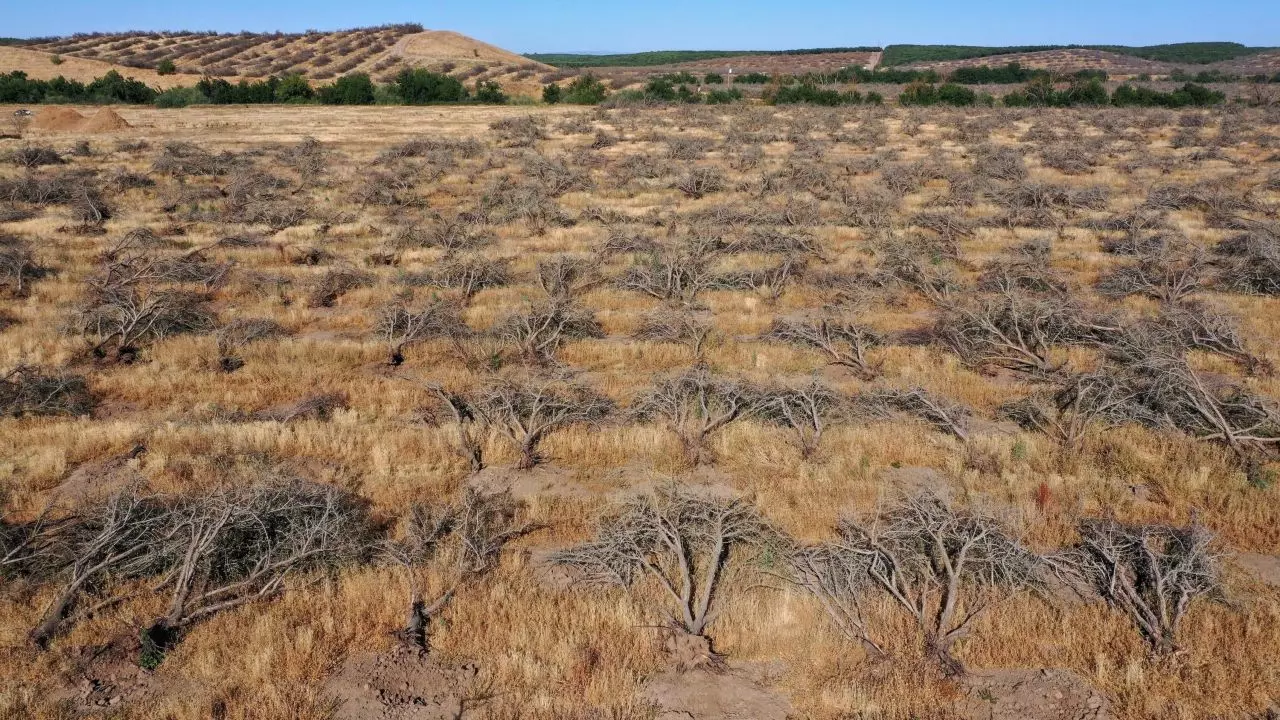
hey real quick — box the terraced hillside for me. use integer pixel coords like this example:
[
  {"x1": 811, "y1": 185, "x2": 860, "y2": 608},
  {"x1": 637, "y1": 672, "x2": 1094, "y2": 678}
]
[
  {"x1": 900, "y1": 49, "x2": 1178, "y2": 77},
  {"x1": 17, "y1": 26, "x2": 551, "y2": 95}
]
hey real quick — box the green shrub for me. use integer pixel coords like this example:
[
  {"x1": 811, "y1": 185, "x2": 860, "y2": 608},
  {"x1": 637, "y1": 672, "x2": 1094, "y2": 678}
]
[
  {"x1": 318, "y1": 73, "x2": 376, "y2": 105},
  {"x1": 157, "y1": 59, "x2": 177, "y2": 76},
  {"x1": 704, "y1": 73, "x2": 724, "y2": 85},
  {"x1": 564, "y1": 74, "x2": 608, "y2": 105},
  {"x1": 705, "y1": 88, "x2": 742, "y2": 104},
  {"x1": 275, "y1": 74, "x2": 314, "y2": 103},
  {"x1": 936, "y1": 83, "x2": 977, "y2": 106},
  {"x1": 50, "y1": 54, "x2": 63, "y2": 66},
  {"x1": 86, "y1": 70, "x2": 157, "y2": 104},
  {"x1": 542, "y1": 83, "x2": 562, "y2": 104},
  {"x1": 644, "y1": 77, "x2": 677, "y2": 101},
  {"x1": 771, "y1": 83, "x2": 863, "y2": 106},
  {"x1": 734, "y1": 72, "x2": 771, "y2": 84},
  {"x1": 395, "y1": 68, "x2": 467, "y2": 104},
  {"x1": 154, "y1": 86, "x2": 207, "y2": 108},
  {"x1": 474, "y1": 80, "x2": 507, "y2": 104}
]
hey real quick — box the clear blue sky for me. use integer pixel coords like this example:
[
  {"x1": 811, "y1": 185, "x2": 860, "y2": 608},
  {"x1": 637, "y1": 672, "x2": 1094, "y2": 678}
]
[{"x1": 5, "y1": 0, "x2": 1277, "y2": 52}]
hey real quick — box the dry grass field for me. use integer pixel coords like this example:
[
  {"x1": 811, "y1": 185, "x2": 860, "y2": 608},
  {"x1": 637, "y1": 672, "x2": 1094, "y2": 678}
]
[{"x1": 1, "y1": 102, "x2": 1279, "y2": 720}]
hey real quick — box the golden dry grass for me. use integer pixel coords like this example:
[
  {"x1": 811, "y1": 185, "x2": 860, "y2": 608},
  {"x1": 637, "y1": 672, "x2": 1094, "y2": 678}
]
[{"x1": 0, "y1": 102, "x2": 1278, "y2": 720}]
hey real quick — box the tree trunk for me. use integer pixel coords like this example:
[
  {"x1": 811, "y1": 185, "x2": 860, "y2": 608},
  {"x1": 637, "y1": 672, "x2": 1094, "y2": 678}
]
[{"x1": 29, "y1": 588, "x2": 77, "y2": 649}]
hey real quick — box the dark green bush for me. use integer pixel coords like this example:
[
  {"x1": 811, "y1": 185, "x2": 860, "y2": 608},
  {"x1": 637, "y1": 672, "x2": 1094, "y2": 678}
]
[
  {"x1": 704, "y1": 73, "x2": 724, "y2": 84},
  {"x1": 474, "y1": 80, "x2": 507, "y2": 104},
  {"x1": 318, "y1": 74, "x2": 377, "y2": 105},
  {"x1": 157, "y1": 59, "x2": 177, "y2": 76},
  {"x1": 734, "y1": 72, "x2": 771, "y2": 84},
  {"x1": 542, "y1": 83, "x2": 562, "y2": 104},
  {"x1": 154, "y1": 86, "x2": 207, "y2": 108},
  {"x1": 564, "y1": 74, "x2": 608, "y2": 105},
  {"x1": 395, "y1": 68, "x2": 467, "y2": 104}
]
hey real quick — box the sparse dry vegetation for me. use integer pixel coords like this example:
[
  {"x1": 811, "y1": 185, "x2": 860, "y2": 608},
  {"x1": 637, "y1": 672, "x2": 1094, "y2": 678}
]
[{"x1": 1, "y1": 101, "x2": 1278, "y2": 720}]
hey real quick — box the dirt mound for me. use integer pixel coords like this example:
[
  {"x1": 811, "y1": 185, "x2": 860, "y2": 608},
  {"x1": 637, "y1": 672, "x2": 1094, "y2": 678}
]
[
  {"x1": 33, "y1": 107, "x2": 87, "y2": 131},
  {"x1": 641, "y1": 666, "x2": 793, "y2": 720},
  {"x1": 82, "y1": 108, "x2": 132, "y2": 133},
  {"x1": 50, "y1": 635, "x2": 195, "y2": 712},
  {"x1": 957, "y1": 668, "x2": 1110, "y2": 720},
  {"x1": 326, "y1": 646, "x2": 482, "y2": 720},
  {"x1": 55, "y1": 447, "x2": 148, "y2": 505}
]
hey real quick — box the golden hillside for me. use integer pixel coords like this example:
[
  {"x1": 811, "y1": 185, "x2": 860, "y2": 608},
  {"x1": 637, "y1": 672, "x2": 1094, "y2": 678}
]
[{"x1": 12, "y1": 25, "x2": 551, "y2": 95}]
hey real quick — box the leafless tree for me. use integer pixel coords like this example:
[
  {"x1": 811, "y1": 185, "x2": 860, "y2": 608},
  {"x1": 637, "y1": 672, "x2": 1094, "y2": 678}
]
[
  {"x1": 756, "y1": 379, "x2": 848, "y2": 459},
  {"x1": 1214, "y1": 223, "x2": 1280, "y2": 296},
  {"x1": 872, "y1": 233, "x2": 959, "y2": 305},
  {"x1": 1158, "y1": 302, "x2": 1269, "y2": 375},
  {"x1": 1, "y1": 496, "x2": 73, "y2": 583},
  {"x1": 415, "y1": 383, "x2": 486, "y2": 473},
  {"x1": 631, "y1": 367, "x2": 760, "y2": 466},
  {"x1": 936, "y1": 290, "x2": 1107, "y2": 377},
  {"x1": 551, "y1": 487, "x2": 773, "y2": 640},
  {"x1": 765, "y1": 313, "x2": 884, "y2": 380},
  {"x1": 386, "y1": 488, "x2": 534, "y2": 651},
  {"x1": 0, "y1": 365, "x2": 95, "y2": 417},
  {"x1": 0, "y1": 233, "x2": 49, "y2": 297},
  {"x1": 1096, "y1": 241, "x2": 1208, "y2": 302},
  {"x1": 375, "y1": 300, "x2": 467, "y2": 366},
  {"x1": 215, "y1": 318, "x2": 287, "y2": 372},
  {"x1": 1115, "y1": 347, "x2": 1280, "y2": 459},
  {"x1": 472, "y1": 377, "x2": 614, "y2": 469},
  {"x1": 857, "y1": 387, "x2": 972, "y2": 442},
  {"x1": 784, "y1": 536, "x2": 883, "y2": 657},
  {"x1": 305, "y1": 267, "x2": 372, "y2": 308},
  {"x1": 617, "y1": 239, "x2": 724, "y2": 303},
  {"x1": 673, "y1": 168, "x2": 725, "y2": 199},
  {"x1": 407, "y1": 255, "x2": 510, "y2": 301},
  {"x1": 728, "y1": 227, "x2": 821, "y2": 256},
  {"x1": 29, "y1": 488, "x2": 172, "y2": 648},
  {"x1": 813, "y1": 492, "x2": 1041, "y2": 674},
  {"x1": 495, "y1": 300, "x2": 604, "y2": 365},
  {"x1": 733, "y1": 255, "x2": 806, "y2": 303},
  {"x1": 537, "y1": 254, "x2": 603, "y2": 300},
  {"x1": 143, "y1": 481, "x2": 373, "y2": 652},
  {"x1": 999, "y1": 371, "x2": 1135, "y2": 449},
  {"x1": 1058, "y1": 519, "x2": 1219, "y2": 655},
  {"x1": 634, "y1": 309, "x2": 718, "y2": 359},
  {"x1": 73, "y1": 286, "x2": 217, "y2": 362}
]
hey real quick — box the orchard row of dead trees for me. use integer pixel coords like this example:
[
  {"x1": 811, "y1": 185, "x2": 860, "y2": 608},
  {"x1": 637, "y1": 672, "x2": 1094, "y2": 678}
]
[
  {"x1": 551, "y1": 484, "x2": 1222, "y2": 676},
  {"x1": 0, "y1": 480, "x2": 531, "y2": 660}
]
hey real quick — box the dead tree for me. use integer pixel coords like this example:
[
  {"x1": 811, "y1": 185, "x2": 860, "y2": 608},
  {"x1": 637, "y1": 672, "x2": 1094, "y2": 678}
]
[
  {"x1": 0, "y1": 365, "x2": 95, "y2": 417},
  {"x1": 756, "y1": 380, "x2": 847, "y2": 459},
  {"x1": 29, "y1": 488, "x2": 172, "y2": 649},
  {"x1": 73, "y1": 286, "x2": 217, "y2": 362},
  {"x1": 617, "y1": 240, "x2": 723, "y2": 303},
  {"x1": 215, "y1": 318, "x2": 287, "y2": 372},
  {"x1": 0, "y1": 233, "x2": 49, "y2": 297},
  {"x1": 873, "y1": 233, "x2": 959, "y2": 305},
  {"x1": 375, "y1": 300, "x2": 467, "y2": 366},
  {"x1": 387, "y1": 488, "x2": 533, "y2": 651},
  {"x1": 407, "y1": 255, "x2": 510, "y2": 301},
  {"x1": 765, "y1": 313, "x2": 884, "y2": 380},
  {"x1": 631, "y1": 367, "x2": 759, "y2": 466},
  {"x1": 472, "y1": 378, "x2": 614, "y2": 469},
  {"x1": 857, "y1": 387, "x2": 972, "y2": 442},
  {"x1": 419, "y1": 384, "x2": 485, "y2": 473},
  {"x1": 673, "y1": 168, "x2": 725, "y2": 199},
  {"x1": 829, "y1": 492, "x2": 1041, "y2": 675},
  {"x1": 305, "y1": 267, "x2": 372, "y2": 308},
  {"x1": 1096, "y1": 242, "x2": 1208, "y2": 303},
  {"x1": 537, "y1": 254, "x2": 603, "y2": 300},
  {"x1": 936, "y1": 290, "x2": 1095, "y2": 377},
  {"x1": 1158, "y1": 302, "x2": 1269, "y2": 375},
  {"x1": 999, "y1": 372, "x2": 1135, "y2": 449},
  {"x1": 551, "y1": 487, "x2": 772, "y2": 641},
  {"x1": 785, "y1": 532, "x2": 884, "y2": 657},
  {"x1": 495, "y1": 300, "x2": 604, "y2": 365},
  {"x1": 1060, "y1": 519, "x2": 1219, "y2": 655},
  {"x1": 634, "y1": 309, "x2": 718, "y2": 359},
  {"x1": 1, "y1": 497, "x2": 73, "y2": 583},
  {"x1": 1214, "y1": 224, "x2": 1280, "y2": 296},
  {"x1": 143, "y1": 481, "x2": 373, "y2": 653}
]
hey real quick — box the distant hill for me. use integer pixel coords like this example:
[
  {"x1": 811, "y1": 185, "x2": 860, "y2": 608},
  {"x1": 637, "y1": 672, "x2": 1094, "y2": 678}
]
[
  {"x1": 880, "y1": 42, "x2": 1273, "y2": 67},
  {"x1": 7, "y1": 25, "x2": 552, "y2": 96},
  {"x1": 527, "y1": 47, "x2": 881, "y2": 68}
]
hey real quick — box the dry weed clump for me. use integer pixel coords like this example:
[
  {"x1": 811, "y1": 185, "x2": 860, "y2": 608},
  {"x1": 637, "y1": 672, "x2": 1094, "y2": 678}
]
[{"x1": 1, "y1": 104, "x2": 1279, "y2": 720}]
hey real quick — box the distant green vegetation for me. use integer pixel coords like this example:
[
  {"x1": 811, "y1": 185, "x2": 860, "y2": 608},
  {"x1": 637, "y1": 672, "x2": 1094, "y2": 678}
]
[
  {"x1": 881, "y1": 42, "x2": 1272, "y2": 67},
  {"x1": 0, "y1": 38, "x2": 30, "y2": 46},
  {"x1": 526, "y1": 47, "x2": 881, "y2": 68}
]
